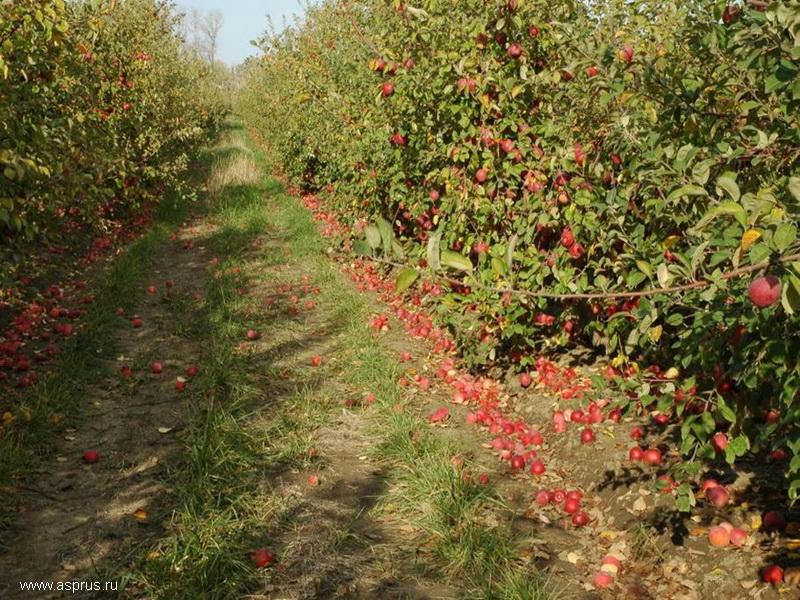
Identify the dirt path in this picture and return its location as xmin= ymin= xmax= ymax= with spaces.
xmin=0 ymin=219 xmax=213 ymax=597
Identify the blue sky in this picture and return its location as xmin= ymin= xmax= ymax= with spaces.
xmin=176 ymin=0 xmax=303 ymax=65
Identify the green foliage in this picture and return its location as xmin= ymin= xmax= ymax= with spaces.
xmin=0 ymin=0 xmax=227 ymax=258
xmin=238 ymin=0 xmax=800 ymax=499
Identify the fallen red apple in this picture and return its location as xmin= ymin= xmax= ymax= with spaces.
xmin=147 ymin=285 xmax=157 ymax=294
xmin=530 ymin=461 xmax=546 ymax=476
xmin=629 ymin=446 xmax=644 ymax=461
xmin=761 ymin=564 xmax=784 ymax=584
xmin=519 ymin=372 xmax=532 ymax=388
xmin=186 ymin=365 xmax=198 ymax=377
xmin=763 ymin=510 xmax=786 ymax=532
xmin=83 ymin=450 xmax=99 ymax=464
xmin=564 ymin=498 xmax=581 ymax=514
xmin=630 ymin=427 xmax=644 ymax=440
xmin=601 ymin=555 xmax=623 ymax=574
xmin=252 ymin=548 xmax=276 ymax=568
xmin=308 ymin=475 xmax=319 ymax=486
xmin=593 ymin=571 xmax=614 ymax=588
xmin=643 ymin=448 xmax=662 ymax=465
xmin=729 ymin=527 xmax=748 ymax=546
xmin=708 ymin=525 xmax=730 ymax=547
xmin=510 ymin=455 xmax=526 ymax=470
xmin=572 ymin=511 xmax=590 ymax=528
xmin=150 ymin=363 xmax=163 ymax=374
xmin=175 ymin=379 xmax=186 ymax=392
xmin=132 ymin=318 xmax=143 ymax=328
xmin=536 ymin=490 xmax=552 ymax=506
xmin=246 ymin=329 xmax=260 ymax=340
xmin=707 ymin=485 xmax=730 ymax=508
xmin=580 ymin=428 xmax=596 ymax=444
xmin=311 ymin=356 xmax=322 ymax=366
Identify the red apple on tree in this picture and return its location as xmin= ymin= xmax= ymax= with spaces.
xmin=711 ymin=432 xmax=728 ymax=453
xmin=619 ymin=45 xmax=634 ymax=62
xmin=748 ymin=274 xmax=781 ymax=308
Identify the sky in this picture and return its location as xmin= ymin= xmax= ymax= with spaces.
xmin=176 ymin=0 xmax=304 ymax=66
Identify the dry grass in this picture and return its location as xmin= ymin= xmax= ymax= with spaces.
xmin=207 ymin=135 xmax=262 ymax=195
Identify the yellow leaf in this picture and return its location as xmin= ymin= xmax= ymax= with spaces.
xmin=133 ymin=508 xmax=149 ymax=520
xmin=663 ymin=235 xmax=681 ymax=249
xmin=511 ymin=85 xmax=523 ymax=98
xmin=752 ymin=515 xmax=763 ymax=531
xmin=664 ymin=367 xmax=679 ymax=379
xmin=740 ymin=229 xmax=761 ymax=251
xmin=650 ymin=325 xmax=663 ymax=342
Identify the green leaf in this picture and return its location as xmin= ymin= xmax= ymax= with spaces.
xmin=715 ymin=173 xmax=740 ymax=203
xmin=365 ymin=226 xmax=381 ymax=249
xmin=789 ymin=176 xmax=800 ymax=202
xmin=691 ymin=201 xmax=748 ymax=231
xmin=395 ymin=268 xmax=419 ymax=293
xmin=377 ymin=217 xmax=393 ymax=252
xmin=636 ymin=260 xmax=653 ymax=279
xmin=717 ymin=396 xmax=736 ymax=423
xmin=674 ymin=144 xmax=698 ymax=172
xmin=667 ymin=184 xmax=708 ymax=204
xmin=782 ymin=274 xmax=800 ymax=315
xmin=691 ymin=159 xmax=716 ymax=186
xmin=392 ymin=240 xmax=406 ymax=260
xmin=353 ymin=240 xmax=372 ymax=256
xmin=427 ymin=230 xmax=442 ymax=271
xmin=441 ymin=249 xmax=474 ymax=272
xmin=773 ymin=223 xmax=797 ymax=253
xmin=491 ymin=257 xmax=507 ymax=277
xmin=506 ymin=233 xmax=518 ymax=272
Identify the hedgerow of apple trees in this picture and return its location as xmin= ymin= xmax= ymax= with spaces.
xmin=0 ymin=0 xmax=228 ymax=273
xmin=237 ymin=0 xmax=800 ymax=500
